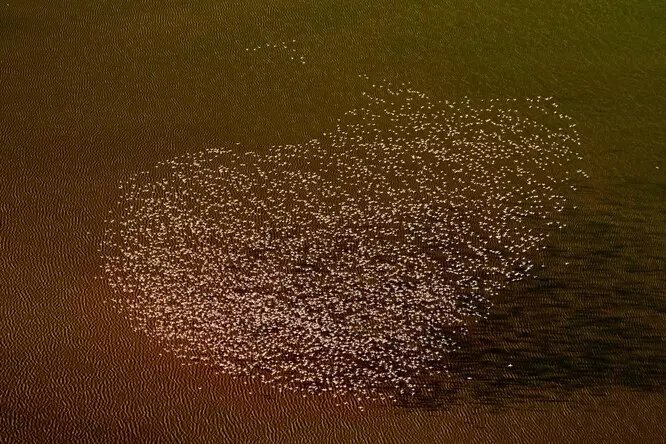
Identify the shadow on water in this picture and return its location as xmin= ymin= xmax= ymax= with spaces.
xmin=395 ymin=193 xmax=666 ymax=410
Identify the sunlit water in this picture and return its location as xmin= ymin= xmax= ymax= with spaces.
xmin=2 ymin=0 xmax=664 ymax=442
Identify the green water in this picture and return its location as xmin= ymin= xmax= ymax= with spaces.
xmin=1 ymin=1 xmax=664 ymax=442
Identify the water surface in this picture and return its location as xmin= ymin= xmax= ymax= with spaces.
xmin=1 ymin=0 xmax=664 ymax=442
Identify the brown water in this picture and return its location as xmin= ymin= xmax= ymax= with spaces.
xmin=1 ymin=1 xmax=665 ymax=442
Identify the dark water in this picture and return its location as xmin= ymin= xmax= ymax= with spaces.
xmin=1 ymin=1 xmax=665 ymax=442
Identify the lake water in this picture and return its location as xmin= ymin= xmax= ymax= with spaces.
xmin=1 ymin=1 xmax=664 ymax=442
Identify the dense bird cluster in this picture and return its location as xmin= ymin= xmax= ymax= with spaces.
xmin=100 ymin=80 xmax=583 ymax=400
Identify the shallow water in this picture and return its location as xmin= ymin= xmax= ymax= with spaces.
xmin=1 ymin=0 xmax=664 ymax=442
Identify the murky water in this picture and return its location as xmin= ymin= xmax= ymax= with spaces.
xmin=1 ymin=1 xmax=664 ymax=442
